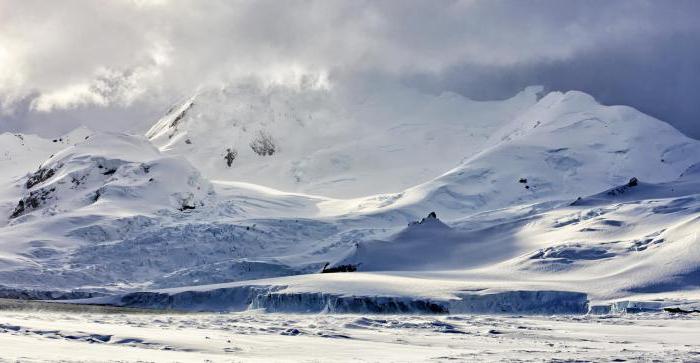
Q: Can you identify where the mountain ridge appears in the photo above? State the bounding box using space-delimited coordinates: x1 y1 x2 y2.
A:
0 87 698 314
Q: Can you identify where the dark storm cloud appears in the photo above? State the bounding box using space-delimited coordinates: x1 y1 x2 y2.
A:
0 0 698 137
405 23 700 138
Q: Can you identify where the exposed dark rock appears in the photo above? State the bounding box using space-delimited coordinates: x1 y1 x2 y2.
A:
664 307 700 314
250 131 276 156
321 263 358 273
0 286 100 300
10 188 56 218
169 101 194 128
224 148 238 167
409 211 440 226
71 175 86 188
627 177 639 187
92 189 101 202
607 178 640 196
281 328 301 336
26 167 56 189
10 201 27 218
519 178 528 183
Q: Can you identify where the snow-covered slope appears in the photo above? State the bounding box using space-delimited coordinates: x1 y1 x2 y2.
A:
6 132 214 221
147 83 542 198
330 91 700 220
0 132 214 287
87 170 700 313
332 168 700 289
0 127 94 224
0 127 93 188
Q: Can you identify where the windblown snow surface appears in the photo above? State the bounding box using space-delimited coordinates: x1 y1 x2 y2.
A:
2 86 700 361
2 302 700 362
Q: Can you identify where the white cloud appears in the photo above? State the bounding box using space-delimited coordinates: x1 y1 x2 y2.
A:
0 0 698 136
31 83 106 112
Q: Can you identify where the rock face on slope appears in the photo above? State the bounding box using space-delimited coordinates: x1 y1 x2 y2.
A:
7 132 214 220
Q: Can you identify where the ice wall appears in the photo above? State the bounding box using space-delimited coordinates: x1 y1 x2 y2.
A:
103 287 589 314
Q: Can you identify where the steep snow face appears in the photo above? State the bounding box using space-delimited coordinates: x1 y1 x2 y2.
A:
5 132 214 222
341 91 700 219
147 83 542 198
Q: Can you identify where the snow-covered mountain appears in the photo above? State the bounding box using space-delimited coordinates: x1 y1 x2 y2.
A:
147 83 542 198
1 86 699 314
342 90 700 220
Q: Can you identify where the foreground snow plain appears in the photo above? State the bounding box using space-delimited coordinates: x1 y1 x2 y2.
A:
1 301 700 362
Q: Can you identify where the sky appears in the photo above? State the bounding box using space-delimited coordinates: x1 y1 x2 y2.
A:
1 0 699 138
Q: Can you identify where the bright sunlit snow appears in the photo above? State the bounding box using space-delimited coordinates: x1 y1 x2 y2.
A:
1 1 699 362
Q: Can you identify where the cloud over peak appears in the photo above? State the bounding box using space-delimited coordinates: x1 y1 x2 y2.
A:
1 0 699 137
